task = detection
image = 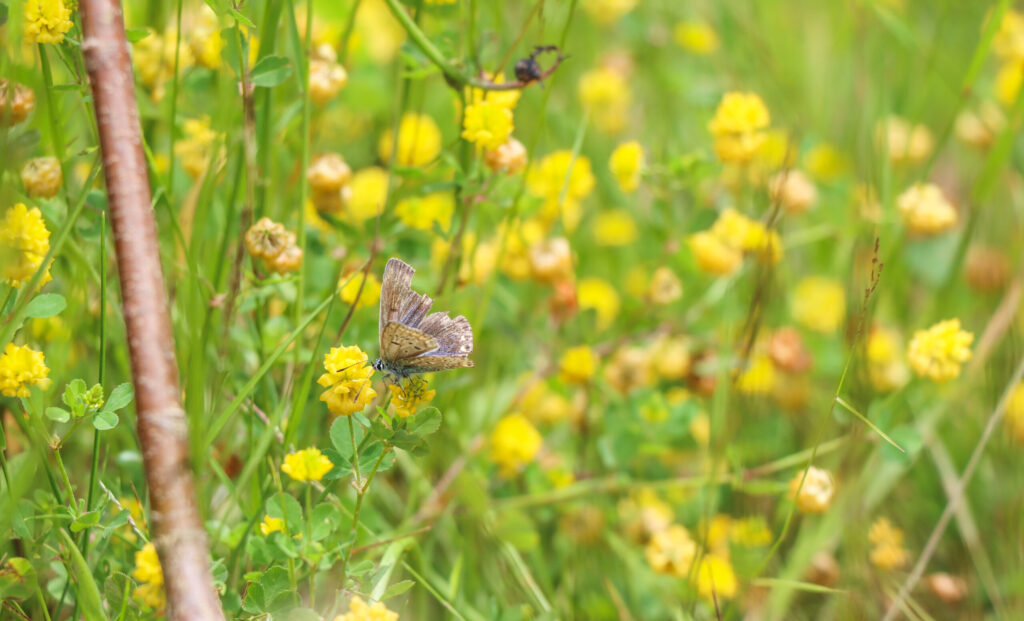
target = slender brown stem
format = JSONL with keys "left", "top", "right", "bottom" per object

{"left": 79, "top": 1, "right": 223, "bottom": 619}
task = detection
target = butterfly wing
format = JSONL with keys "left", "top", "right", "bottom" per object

{"left": 418, "top": 312, "right": 474, "bottom": 356}
{"left": 402, "top": 355, "right": 475, "bottom": 372}
{"left": 380, "top": 321, "right": 439, "bottom": 361}
{"left": 379, "top": 258, "right": 416, "bottom": 345}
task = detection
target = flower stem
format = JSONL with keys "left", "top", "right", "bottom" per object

{"left": 340, "top": 447, "right": 389, "bottom": 582}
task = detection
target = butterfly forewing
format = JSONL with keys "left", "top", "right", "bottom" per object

{"left": 380, "top": 321, "right": 439, "bottom": 361}
{"left": 379, "top": 258, "right": 416, "bottom": 344}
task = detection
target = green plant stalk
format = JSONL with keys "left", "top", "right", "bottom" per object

{"left": 165, "top": 0, "right": 184, "bottom": 191}
{"left": 81, "top": 212, "right": 108, "bottom": 561}
{"left": 339, "top": 447, "right": 389, "bottom": 583}
{"left": 289, "top": 0, "right": 314, "bottom": 371}
{"left": 37, "top": 45, "right": 73, "bottom": 206}
{"left": 339, "top": 0, "right": 364, "bottom": 65}
{"left": 305, "top": 483, "right": 315, "bottom": 608}
{"left": 0, "top": 421, "right": 12, "bottom": 493}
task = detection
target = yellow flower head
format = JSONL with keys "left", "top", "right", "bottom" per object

{"left": 868, "top": 517, "right": 909, "bottom": 570}
{"left": 1004, "top": 382, "right": 1024, "bottom": 443}
{"left": 688, "top": 231, "right": 742, "bottom": 276}
{"left": 993, "top": 9, "right": 1024, "bottom": 62}
{"left": 520, "top": 381, "right": 575, "bottom": 425}
{"left": 187, "top": 5, "right": 225, "bottom": 69}
{"left": 907, "top": 319, "right": 973, "bottom": 382}
{"left": 527, "top": 151, "right": 595, "bottom": 201}
{"left": 346, "top": 167, "right": 390, "bottom": 223}
{"left": 175, "top": 117, "right": 220, "bottom": 179}
{"left": 260, "top": 515, "right": 285, "bottom": 536}
{"left": 379, "top": 113, "right": 442, "bottom": 167}
{"left": 388, "top": 376, "right": 436, "bottom": 419}
{"left": 484, "top": 137, "right": 528, "bottom": 174}
{"left": 674, "top": 19, "right": 719, "bottom": 55}
{"left": 731, "top": 516, "right": 772, "bottom": 547}
{"left": 309, "top": 59, "right": 349, "bottom": 106}
{"left": 395, "top": 192, "right": 454, "bottom": 232}
{"left": 736, "top": 354, "right": 776, "bottom": 395}
{"left": 132, "top": 542, "right": 165, "bottom": 609}
{"left": 582, "top": 0, "right": 639, "bottom": 25}
{"left": 559, "top": 345, "right": 598, "bottom": 385}
{"left": 645, "top": 524, "right": 696, "bottom": 577}
{"left": 768, "top": 169, "right": 817, "bottom": 214}
{"left": 462, "top": 100, "right": 514, "bottom": 150}
{"left": 577, "top": 277, "right": 621, "bottom": 329}
{"left": 593, "top": 210, "right": 638, "bottom": 246}
{"left": 0, "top": 343, "right": 51, "bottom": 398}
{"left": 620, "top": 489, "right": 674, "bottom": 543}
{"left": 708, "top": 92, "right": 771, "bottom": 163}
{"left": 21, "top": 156, "right": 63, "bottom": 198}
{"left": 465, "top": 72, "right": 520, "bottom": 110}
{"left": 604, "top": 346, "right": 652, "bottom": 395}
{"left": 648, "top": 266, "right": 682, "bottom": 305}
{"left": 791, "top": 277, "right": 846, "bottom": 334}
{"left": 578, "top": 66, "right": 632, "bottom": 133}
{"left": 339, "top": 270, "right": 382, "bottom": 310}
{"left": 897, "top": 183, "right": 957, "bottom": 235}
{"left": 333, "top": 596, "right": 399, "bottom": 621}
{"left": 803, "top": 142, "right": 848, "bottom": 182}
{"left": 609, "top": 140, "right": 644, "bottom": 193}
{"left": 877, "top": 116, "right": 934, "bottom": 165}
{"left": 281, "top": 447, "right": 334, "bottom": 483}
{"left": 788, "top": 466, "right": 835, "bottom": 514}
{"left": 318, "top": 345, "right": 377, "bottom": 416}
{"left": 25, "top": 0, "right": 74, "bottom": 45}
{"left": 489, "top": 413, "right": 542, "bottom": 476}
{"left": 1, "top": 203, "right": 53, "bottom": 288}
{"left": 650, "top": 335, "right": 691, "bottom": 380}
{"left": 996, "top": 60, "right": 1024, "bottom": 107}
{"left": 867, "top": 326, "right": 910, "bottom": 392}
{"left": 695, "top": 554, "right": 738, "bottom": 601}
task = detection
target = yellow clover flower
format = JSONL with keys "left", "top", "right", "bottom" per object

{"left": 578, "top": 66, "right": 632, "bottom": 134}
{"left": 281, "top": 447, "right": 334, "bottom": 483}
{"left": 25, "top": 0, "right": 73, "bottom": 45}
{"left": 395, "top": 192, "right": 454, "bottom": 232}
{"left": 526, "top": 151, "right": 596, "bottom": 201}
{"left": 695, "top": 554, "right": 738, "bottom": 600}
{"left": 378, "top": 112, "right": 442, "bottom": 167}
{"left": 907, "top": 319, "right": 973, "bottom": 382}
{"left": 333, "top": 596, "right": 399, "bottom": 621}
{"left": 346, "top": 167, "right": 390, "bottom": 223}
{"left": 674, "top": 19, "right": 719, "bottom": 55}
{"left": 559, "top": 345, "right": 598, "bottom": 385}
{"left": 1004, "top": 382, "right": 1024, "bottom": 443}
{"left": 645, "top": 524, "right": 696, "bottom": 577}
{"left": 461, "top": 100, "right": 514, "bottom": 150}
{"left": 388, "top": 377, "right": 436, "bottom": 419}
{"left": 791, "top": 277, "right": 846, "bottom": 334}
{"left": 318, "top": 345, "right": 377, "bottom": 416}
{"left": 260, "top": 515, "right": 285, "bottom": 536}
{"left": 132, "top": 542, "right": 165, "bottom": 610}
{"left": 489, "top": 413, "right": 542, "bottom": 476}
{"left": 708, "top": 91, "right": 771, "bottom": 163}
{"left": 896, "top": 182, "right": 957, "bottom": 235}
{"left": 339, "top": 270, "right": 382, "bottom": 310}
{"left": 593, "top": 210, "right": 638, "bottom": 246}
{"left": 0, "top": 343, "right": 51, "bottom": 398}
{"left": 1, "top": 203, "right": 53, "bottom": 288}
{"left": 609, "top": 141, "right": 644, "bottom": 193}
{"left": 577, "top": 277, "right": 620, "bottom": 329}
{"left": 788, "top": 466, "right": 835, "bottom": 514}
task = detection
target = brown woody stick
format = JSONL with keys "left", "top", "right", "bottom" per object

{"left": 79, "top": 1, "right": 223, "bottom": 619}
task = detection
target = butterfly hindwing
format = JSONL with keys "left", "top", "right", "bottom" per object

{"left": 379, "top": 258, "right": 416, "bottom": 343}
{"left": 401, "top": 355, "right": 475, "bottom": 372}
{"left": 380, "top": 321, "right": 439, "bottom": 361}
{"left": 418, "top": 312, "right": 474, "bottom": 355}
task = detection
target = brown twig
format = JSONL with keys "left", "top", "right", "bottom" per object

{"left": 79, "top": 1, "right": 223, "bottom": 619}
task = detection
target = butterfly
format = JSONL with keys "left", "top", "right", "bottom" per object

{"left": 372, "top": 258, "right": 474, "bottom": 378}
